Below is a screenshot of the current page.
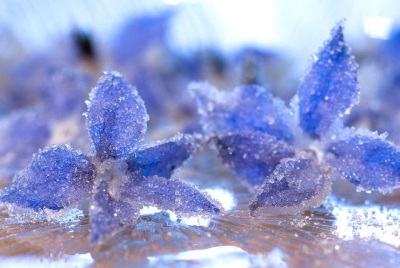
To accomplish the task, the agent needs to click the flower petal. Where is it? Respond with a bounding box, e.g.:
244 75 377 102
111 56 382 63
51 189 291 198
86 70 149 160
250 151 332 215
214 132 295 187
0 145 95 210
190 83 296 142
127 133 197 178
326 129 400 193
122 176 222 216
90 180 140 243
297 23 360 136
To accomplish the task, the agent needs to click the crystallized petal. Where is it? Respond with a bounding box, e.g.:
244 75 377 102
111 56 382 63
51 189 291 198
297 23 360 137
214 132 295 187
250 151 332 215
86 70 149 160
0 145 95 211
190 83 296 142
121 177 222 216
326 130 400 193
127 133 197 178
0 111 51 182
90 180 140 243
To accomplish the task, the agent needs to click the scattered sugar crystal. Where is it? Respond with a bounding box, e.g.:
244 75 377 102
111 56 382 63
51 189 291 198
0 145 95 210
190 83 296 141
250 151 332 215
214 132 295 186
0 111 50 181
297 23 360 137
328 198 400 247
127 133 197 178
326 129 400 193
90 180 140 243
85 70 149 160
121 176 222 216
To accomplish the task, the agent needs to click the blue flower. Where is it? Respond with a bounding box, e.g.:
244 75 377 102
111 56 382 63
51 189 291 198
0 70 221 243
191 23 400 215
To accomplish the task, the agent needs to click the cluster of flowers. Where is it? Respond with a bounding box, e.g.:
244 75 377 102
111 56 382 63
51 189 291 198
0 18 399 243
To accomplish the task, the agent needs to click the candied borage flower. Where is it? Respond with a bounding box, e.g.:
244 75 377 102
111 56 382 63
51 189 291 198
191 22 400 215
0 70 221 243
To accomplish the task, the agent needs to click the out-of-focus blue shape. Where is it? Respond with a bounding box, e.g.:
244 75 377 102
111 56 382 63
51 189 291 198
297 23 360 137
0 111 51 182
39 68 92 120
214 132 295 186
250 151 332 215
0 145 95 211
326 130 400 193
111 11 192 117
86 70 149 160
127 133 197 178
112 11 171 65
190 83 295 142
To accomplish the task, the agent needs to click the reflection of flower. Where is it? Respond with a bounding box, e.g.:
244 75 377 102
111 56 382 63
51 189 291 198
0 70 221 243
191 23 400 215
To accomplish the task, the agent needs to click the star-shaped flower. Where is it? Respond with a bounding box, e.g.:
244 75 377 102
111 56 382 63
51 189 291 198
191 23 400 215
0 70 221 243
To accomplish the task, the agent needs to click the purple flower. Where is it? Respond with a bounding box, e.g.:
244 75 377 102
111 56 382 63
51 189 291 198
191 23 400 215
1 70 221 243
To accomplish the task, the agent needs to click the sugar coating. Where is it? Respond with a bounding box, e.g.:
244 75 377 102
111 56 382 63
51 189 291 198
297 23 360 137
0 145 95 211
90 159 221 242
326 129 400 193
214 132 295 187
0 111 51 181
121 176 222 216
90 180 140 243
127 133 197 178
250 151 332 215
86 70 149 160
190 83 296 142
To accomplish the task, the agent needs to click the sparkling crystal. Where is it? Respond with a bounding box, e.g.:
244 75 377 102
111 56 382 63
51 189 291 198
86 70 149 160
250 151 332 215
127 133 198 178
214 132 295 186
121 176 222 216
190 83 296 142
90 180 140 243
297 23 360 137
326 129 400 193
0 145 95 210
